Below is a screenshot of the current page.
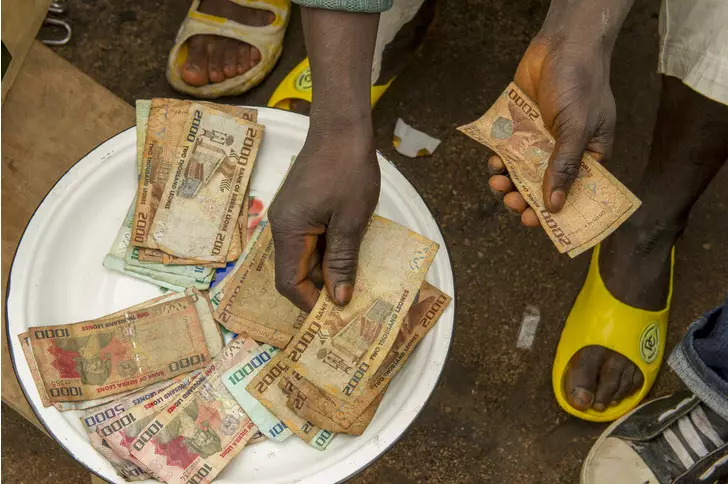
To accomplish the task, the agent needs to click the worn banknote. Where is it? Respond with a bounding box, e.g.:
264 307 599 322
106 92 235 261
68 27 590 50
18 332 138 411
281 372 383 436
222 344 293 443
134 100 254 266
285 281 451 431
132 99 256 252
277 215 439 405
244 352 335 449
458 82 641 257
136 100 152 175
103 198 214 291
29 294 210 401
81 378 183 480
145 103 263 264
129 338 259 484
213 222 307 347
98 372 200 472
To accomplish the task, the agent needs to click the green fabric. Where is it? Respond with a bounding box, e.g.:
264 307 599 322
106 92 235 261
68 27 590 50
292 0 392 13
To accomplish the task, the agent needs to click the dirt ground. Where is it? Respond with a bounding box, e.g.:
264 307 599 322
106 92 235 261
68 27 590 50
2 0 727 483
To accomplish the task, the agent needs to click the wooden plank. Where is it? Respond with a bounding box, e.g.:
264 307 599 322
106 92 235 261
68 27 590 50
1 0 53 102
1 41 134 431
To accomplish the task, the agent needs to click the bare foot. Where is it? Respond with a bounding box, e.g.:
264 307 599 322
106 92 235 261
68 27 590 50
563 219 675 411
181 0 273 87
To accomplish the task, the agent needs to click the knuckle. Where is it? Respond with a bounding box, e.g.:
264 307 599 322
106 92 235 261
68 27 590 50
274 278 295 298
326 250 358 275
550 159 581 183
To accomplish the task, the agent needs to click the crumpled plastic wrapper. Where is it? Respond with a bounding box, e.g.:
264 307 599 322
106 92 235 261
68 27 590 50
392 118 441 158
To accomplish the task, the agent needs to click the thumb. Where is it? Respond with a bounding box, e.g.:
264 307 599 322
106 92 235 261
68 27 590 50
323 215 366 306
543 128 588 213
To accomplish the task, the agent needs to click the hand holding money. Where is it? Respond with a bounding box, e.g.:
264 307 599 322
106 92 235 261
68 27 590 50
268 127 380 311
459 82 640 257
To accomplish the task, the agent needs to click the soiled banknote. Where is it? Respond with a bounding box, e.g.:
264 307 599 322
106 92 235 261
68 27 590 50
130 338 259 484
209 219 268 310
81 378 182 481
222 344 293 443
29 294 210 401
282 373 383 435
213 222 307 347
104 198 214 291
132 99 256 251
98 372 201 480
458 82 640 257
285 281 451 431
136 100 152 175
19 333 153 412
149 104 264 263
279 215 439 405
244 352 334 449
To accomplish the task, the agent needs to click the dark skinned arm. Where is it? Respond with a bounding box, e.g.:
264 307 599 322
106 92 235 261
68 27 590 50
269 8 380 311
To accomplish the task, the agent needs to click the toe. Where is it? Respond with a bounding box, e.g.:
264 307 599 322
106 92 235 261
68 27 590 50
521 208 539 227
593 357 626 411
237 44 250 75
489 175 514 194
223 39 239 78
208 39 226 83
249 46 261 70
504 191 527 214
632 366 645 393
487 155 505 175
182 36 210 86
611 365 636 405
564 346 607 411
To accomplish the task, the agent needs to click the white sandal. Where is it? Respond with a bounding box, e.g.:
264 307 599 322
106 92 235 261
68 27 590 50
167 0 290 99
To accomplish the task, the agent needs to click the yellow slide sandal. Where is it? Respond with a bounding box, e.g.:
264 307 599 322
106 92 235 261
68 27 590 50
552 244 675 422
167 0 290 99
267 57 393 111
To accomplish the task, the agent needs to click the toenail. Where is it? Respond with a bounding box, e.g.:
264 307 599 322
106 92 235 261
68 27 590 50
593 402 606 411
571 387 594 407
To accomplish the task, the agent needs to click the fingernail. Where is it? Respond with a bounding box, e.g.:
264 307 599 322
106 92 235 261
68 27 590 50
570 387 594 407
593 402 606 412
334 282 353 306
610 400 619 407
550 189 566 212
506 206 520 216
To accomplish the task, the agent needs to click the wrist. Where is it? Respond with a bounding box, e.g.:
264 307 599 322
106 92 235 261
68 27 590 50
536 0 634 56
308 104 373 141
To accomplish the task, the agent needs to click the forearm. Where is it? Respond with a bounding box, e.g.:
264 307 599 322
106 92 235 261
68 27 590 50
538 0 635 53
301 7 379 136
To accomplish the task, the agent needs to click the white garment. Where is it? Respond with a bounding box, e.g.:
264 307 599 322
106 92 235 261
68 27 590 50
659 0 728 105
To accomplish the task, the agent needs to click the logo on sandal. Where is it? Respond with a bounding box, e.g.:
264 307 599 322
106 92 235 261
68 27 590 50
295 67 312 92
639 321 660 364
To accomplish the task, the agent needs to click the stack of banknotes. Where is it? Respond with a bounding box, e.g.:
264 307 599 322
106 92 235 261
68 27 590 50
103 99 266 292
19 99 453 483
